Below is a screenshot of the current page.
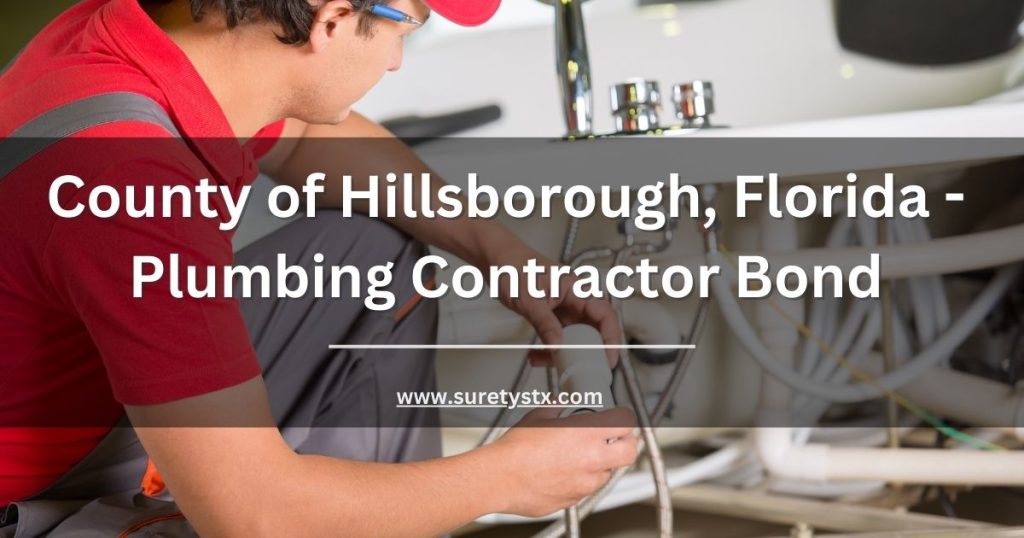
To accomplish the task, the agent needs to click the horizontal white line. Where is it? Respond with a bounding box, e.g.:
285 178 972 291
329 344 695 350
395 405 598 409
946 193 965 202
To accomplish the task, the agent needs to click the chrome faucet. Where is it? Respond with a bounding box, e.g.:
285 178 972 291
554 0 593 136
545 0 716 136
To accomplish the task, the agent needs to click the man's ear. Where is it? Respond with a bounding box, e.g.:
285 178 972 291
308 0 358 53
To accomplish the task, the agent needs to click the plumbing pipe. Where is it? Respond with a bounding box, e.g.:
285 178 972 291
729 222 1024 280
483 207 589 448
610 245 674 537
532 248 678 537
658 222 1024 282
667 484 994 534
764 478 885 499
663 218 1024 278
792 308 886 441
552 325 612 538
865 214 895 456
553 325 615 413
811 302 881 388
798 214 878 381
471 296 686 439
560 214 583 266
799 357 1024 434
895 217 952 342
619 300 680 349
794 215 951 420
564 505 580 538
755 208 802 426
650 297 710 424
614 312 673 537
748 204 885 495
808 427 914 447
755 428 1024 485
897 367 1024 440
813 528 1024 538
707 248 1020 402
620 370 673 535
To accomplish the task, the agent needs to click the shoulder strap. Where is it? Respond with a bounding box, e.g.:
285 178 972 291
0 92 182 180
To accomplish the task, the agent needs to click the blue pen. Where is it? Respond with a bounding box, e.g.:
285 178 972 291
370 4 423 26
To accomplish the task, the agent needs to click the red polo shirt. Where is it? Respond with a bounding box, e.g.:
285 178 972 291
0 0 284 504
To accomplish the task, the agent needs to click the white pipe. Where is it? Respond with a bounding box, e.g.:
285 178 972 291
668 484 995 534
708 254 1020 403
769 478 884 499
755 207 802 426
799 215 854 376
756 428 1024 485
898 368 1024 441
808 427 914 448
722 222 1024 280
554 325 615 412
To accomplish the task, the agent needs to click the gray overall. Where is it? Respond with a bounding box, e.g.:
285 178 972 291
0 92 441 537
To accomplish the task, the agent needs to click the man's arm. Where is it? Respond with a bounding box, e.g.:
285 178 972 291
259 114 522 270
259 115 622 365
128 378 638 537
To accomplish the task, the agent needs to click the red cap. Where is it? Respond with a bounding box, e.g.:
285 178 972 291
422 0 501 26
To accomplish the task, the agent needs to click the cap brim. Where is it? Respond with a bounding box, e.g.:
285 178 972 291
422 0 501 27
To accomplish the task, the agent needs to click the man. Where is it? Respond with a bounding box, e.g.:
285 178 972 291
0 0 637 535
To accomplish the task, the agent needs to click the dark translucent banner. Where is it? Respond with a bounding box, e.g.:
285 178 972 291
1 137 1021 429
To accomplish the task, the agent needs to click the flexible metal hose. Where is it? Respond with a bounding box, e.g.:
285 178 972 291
564 505 581 538
480 202 712 536
560 215 583 267
619 351 674 536
531 210 712 537
650 296 710 424
560 216 585 538
530 295 709 537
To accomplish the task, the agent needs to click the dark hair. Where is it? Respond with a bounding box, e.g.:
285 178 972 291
144 0 388 44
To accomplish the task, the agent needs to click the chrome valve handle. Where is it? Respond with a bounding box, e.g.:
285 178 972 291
672 80 715 127
610 79 662 134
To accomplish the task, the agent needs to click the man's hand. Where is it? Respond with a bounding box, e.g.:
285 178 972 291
489 244 622 368
492 407 639 517
129 379 637 534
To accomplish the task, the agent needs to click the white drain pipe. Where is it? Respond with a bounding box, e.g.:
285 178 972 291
553 325 616 413
756 426 1024 485
898 367 1024 442
758 366 1024 485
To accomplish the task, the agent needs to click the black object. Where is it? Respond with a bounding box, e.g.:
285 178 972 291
381 104 502 145
629 337 679 365
836 0 1024 65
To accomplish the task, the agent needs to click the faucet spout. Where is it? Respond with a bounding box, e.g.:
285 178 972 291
554 0 593 136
